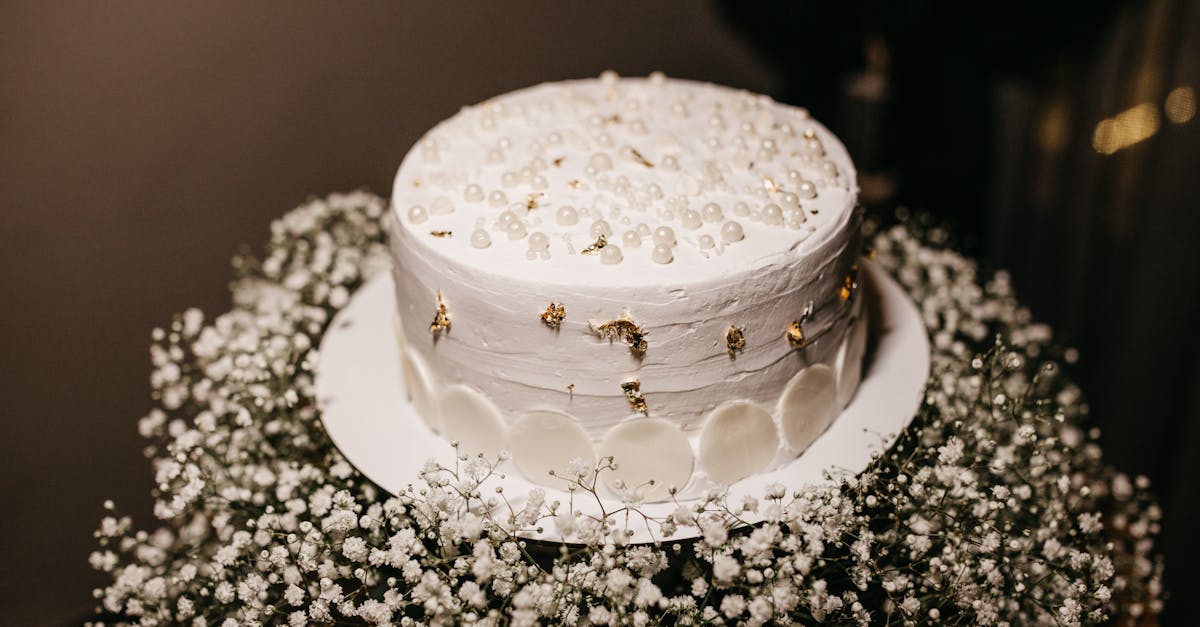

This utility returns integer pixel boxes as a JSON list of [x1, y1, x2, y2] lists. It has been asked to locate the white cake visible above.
[[388, 72, 865, 500]]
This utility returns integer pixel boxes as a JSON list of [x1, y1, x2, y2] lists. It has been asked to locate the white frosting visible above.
[[388, 73, 863, 497], [598, 417, 695, 501]]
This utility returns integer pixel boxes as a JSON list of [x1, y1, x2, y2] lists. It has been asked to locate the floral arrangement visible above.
[[89, 192, 1163, 626]]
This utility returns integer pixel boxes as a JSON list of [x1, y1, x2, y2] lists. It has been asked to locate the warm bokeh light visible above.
[[1165, 86, 1196, 124], [1092, 102, 1161, 155]]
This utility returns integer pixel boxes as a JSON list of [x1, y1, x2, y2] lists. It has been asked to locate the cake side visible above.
[[388, 73, 865, 499]]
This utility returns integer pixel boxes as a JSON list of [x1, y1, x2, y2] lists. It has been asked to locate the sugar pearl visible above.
[[721, 221, 744, 243], [733, 201, 750, 217], [661, 155, 679, 170], [822, 160, 839, 177], [506, 220, 527, 240], [590, 219, 613, 238], [653, 225, 676, 246], [464, 184, 484, 202], [556, 205, 579, 226], [407, 205, 428, 224], [649, 70, 666, 85], [589, 152, 613, 171], [701, 203, 724, 223], [497, 210, 517, 226], [470, 229, 491, 249], [528, 231, 549, 252], [797, 180, 818, 199], [486, 149, 504, 164], [762, 204, 784, 225], [781, 192, 800, 209], [532, 175, 549, 190], [652, 243, 673, 264], [432, 196, 454, 214], [488, 190, 508, 208], [622, 230, 642, 248], [636, 223, 651, 237], [699, 234, 715, 250], [501, 172, 519, 188], [600, 244, 623, 265], [681, 209, 702, 230]]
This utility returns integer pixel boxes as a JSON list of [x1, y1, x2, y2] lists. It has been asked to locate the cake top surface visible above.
[[392, 72, 858, 287]]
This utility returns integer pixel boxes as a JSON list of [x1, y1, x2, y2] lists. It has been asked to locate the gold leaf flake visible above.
[[786, 321, 805, 349], [763, 176, 779, 193], [630, 148, 654, 168], [838, 263, 860, 302], [567, 179, 582, 190], [567, 383, 574, 399], [726, 325, 746, 358], [412, 179, 422, 188], [429, 290, 451, 337], [430, 230, 452, 238], [605, 114, 622, 125], [592, 313, 647, 356], [621, 380, 648, 414], [552, 156, 565, 167], [525, 193, 545, 209], [580, 233, 608, 255], [541, 302, 566, 328]]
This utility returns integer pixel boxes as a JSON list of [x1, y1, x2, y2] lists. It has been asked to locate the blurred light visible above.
[[1092, 103, 1161, 155], [1165, 86, 1195, 124], [1037, 103, 1070, 153]]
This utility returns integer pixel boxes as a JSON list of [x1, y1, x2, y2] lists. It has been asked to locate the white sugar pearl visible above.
[[622, 230, 642, 248], [649, 70, 666, 85], [636, 223, 651, 237], [407, 205, 428, 224], [721, 221, 744, 243], [547, 131, 562, 145], [699, 234, 715, 250], [432, 196, 454, 214], [501, 171, 519, 188], [676, 174, 700, 196], [486, 149, 504, 164], [556, 205, 579, 226], [701, 203, 724, 223], [781, 192, 800, 209], [646, 183, 663, 199], [600, 244, 623, 265], [661, 155, 679, 170], [797, 180, 817, 199], [464, 184, 484, 203], [498, 137, 512, 150], [600, 69, 618, 85], [822, 160, 839, 177], [528, 231, 549, 251], [785, 207, 805, 228], [488, 190, 507, 208], [590, 219, 613, 238], [681, 209, 702, 230], [506, 220, 527, 240], [532, 175, 548, 190], [589, 152, 613, 171], [497, 210, 517, 226], [733, 201, 750, 217], [470, 229, 491, 249], [653, 225, 676, 246], [652, 243, 673, 264], [762, 204, 784, 225], [519, 166, 535, 182], [803, 138, 824, 156]]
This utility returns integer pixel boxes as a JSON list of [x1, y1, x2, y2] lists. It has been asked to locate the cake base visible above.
[[315, 261, 929, 543]]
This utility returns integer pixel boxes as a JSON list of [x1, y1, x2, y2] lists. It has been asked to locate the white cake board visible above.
[[315, 261, 929, 543]]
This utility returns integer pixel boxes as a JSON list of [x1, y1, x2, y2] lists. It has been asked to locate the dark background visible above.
[[2, 1, 1196, 624]]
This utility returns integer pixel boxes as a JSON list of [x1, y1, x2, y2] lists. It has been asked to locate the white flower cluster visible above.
[[88, 195, 1162, 626]]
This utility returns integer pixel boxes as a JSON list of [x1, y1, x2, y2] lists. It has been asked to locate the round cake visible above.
[[388, 72, 865, 500]]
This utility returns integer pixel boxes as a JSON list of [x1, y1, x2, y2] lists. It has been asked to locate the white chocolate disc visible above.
[[439, 384, 509, 459], [597, 418, 693, 502], [837, 310, 869, 409], [509, 411, 596, 487], [697, 401, 779, 484], [400, 347, 440, 432], [778, 364, 837, 453]]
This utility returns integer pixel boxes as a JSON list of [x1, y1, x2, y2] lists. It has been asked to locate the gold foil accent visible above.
[[726, 325, 746, 358], [838, 264, 860, 302], [786, 303, 814, 349], [567, 383, 575, 399], [552, 156, 565, 167], [525, 193, 545, 210], [429, 290, 451, 336], [541, 302, 566, 328], [580, 233, 608, 255], [567, 179, 582, 190], [763, 176, 779, 193], [592, 313, 647, 356], [605, 114, 622, 125], [412, 179, 422, 188], [429, 230, 452, 238], [630, 148, 654, 168], [621, 380, 648, 414]]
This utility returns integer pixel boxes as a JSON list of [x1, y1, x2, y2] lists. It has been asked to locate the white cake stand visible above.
[[315, 261, 929, 543]]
